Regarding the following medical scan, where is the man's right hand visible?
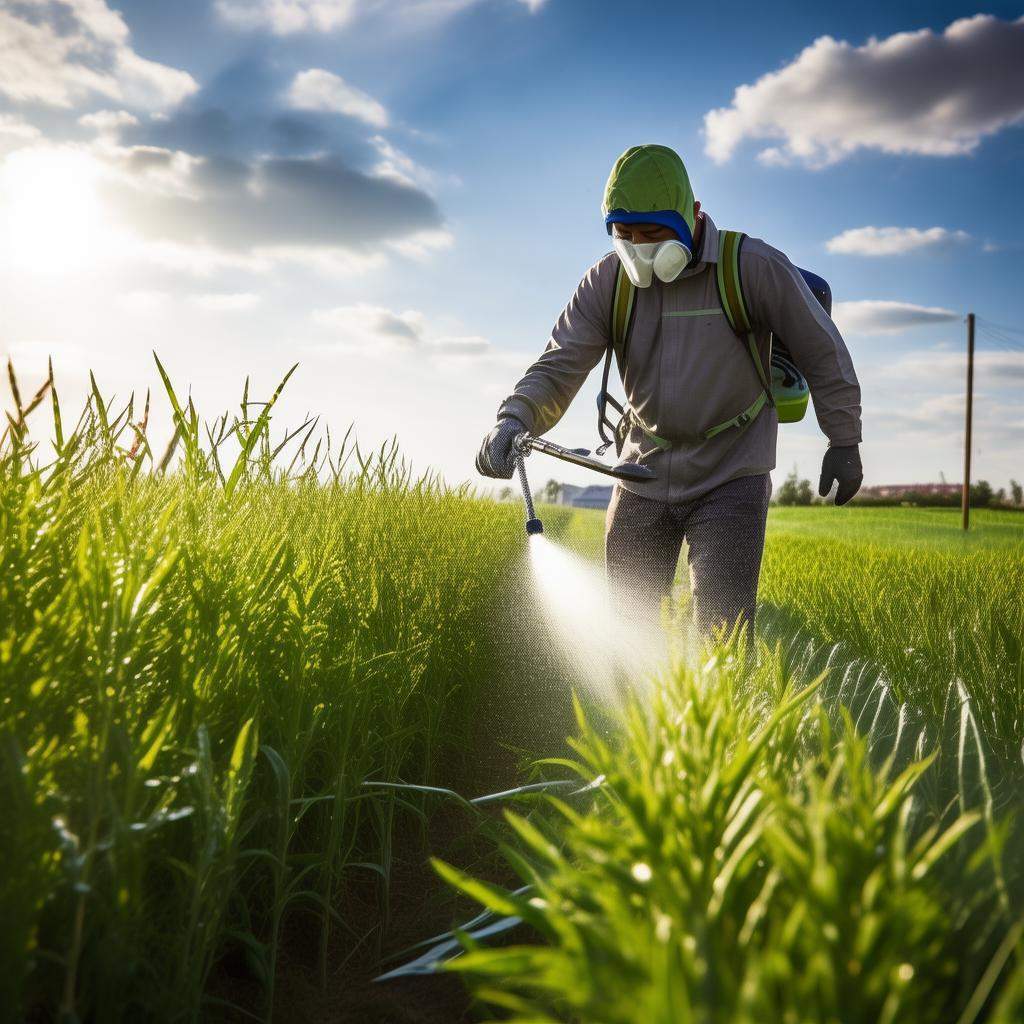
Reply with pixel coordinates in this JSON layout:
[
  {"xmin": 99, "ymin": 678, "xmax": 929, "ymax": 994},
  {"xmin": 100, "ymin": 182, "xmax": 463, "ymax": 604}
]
[{"xmin": 475, "ymin": 417, "xmax": 525, "ymax": 479}]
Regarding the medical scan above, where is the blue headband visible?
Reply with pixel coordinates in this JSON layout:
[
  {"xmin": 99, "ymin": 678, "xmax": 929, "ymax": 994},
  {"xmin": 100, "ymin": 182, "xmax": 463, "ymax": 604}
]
[{"xmin": 605, "ymin": 209, "xmax": 694, "ymax": 252}]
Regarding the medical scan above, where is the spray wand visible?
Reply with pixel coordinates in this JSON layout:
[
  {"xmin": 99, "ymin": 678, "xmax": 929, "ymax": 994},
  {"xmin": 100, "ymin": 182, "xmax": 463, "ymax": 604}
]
[{"xmin": 511, "ymin": 432, "xmax": 656, "ymax": 535}]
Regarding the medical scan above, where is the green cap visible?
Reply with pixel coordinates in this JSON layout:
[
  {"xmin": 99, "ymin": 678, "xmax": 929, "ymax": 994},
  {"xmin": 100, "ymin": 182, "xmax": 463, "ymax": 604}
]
[{"xmin": 602, "ymin": 145, "xmax": 696, "ymax": 237}]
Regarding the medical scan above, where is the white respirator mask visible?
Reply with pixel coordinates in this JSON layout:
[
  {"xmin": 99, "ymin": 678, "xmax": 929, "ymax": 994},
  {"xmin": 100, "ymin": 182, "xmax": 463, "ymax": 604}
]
[{"xmin": 612, "ymin": 236, "xmax": 691, "ymax": 289}]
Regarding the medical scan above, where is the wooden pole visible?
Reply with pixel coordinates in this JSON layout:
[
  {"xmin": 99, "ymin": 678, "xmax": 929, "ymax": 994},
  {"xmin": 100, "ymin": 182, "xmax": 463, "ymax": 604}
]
[{"xmin": 962, "ymin": 312, "xmax": 975, "ymax": 531}]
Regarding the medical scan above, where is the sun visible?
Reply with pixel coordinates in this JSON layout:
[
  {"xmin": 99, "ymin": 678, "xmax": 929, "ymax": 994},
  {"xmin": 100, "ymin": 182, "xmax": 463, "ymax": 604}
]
[{"xmin": 0, "ymin": 146, "xmax": 108, "ymax": 274}]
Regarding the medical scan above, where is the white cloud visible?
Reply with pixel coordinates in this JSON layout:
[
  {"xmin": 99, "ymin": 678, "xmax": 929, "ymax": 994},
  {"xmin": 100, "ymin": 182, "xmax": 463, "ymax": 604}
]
[
  {"xmin": 889, "ymin": 349, "xmax": 1024, "ymax": 385},
  {"xmin": 826, "ymin": 226, "xmax": 970, "ymax": 257},
  {"xmin": 0, "ymin": 0, "xmax": 198, "ymax": 110},
  {"xmin": 803, "ymin": 346, "xmax": 1024, "ymax": 488},
  {"xmin": 190, "ymin": 292, "xmax": 262, "ymax": 312},
  {"xmin": 0, "ymin": 114, "xmax": 41, "ymax": 141},
  {"xmin": 432, "ymin": 335, "xmax": 490, "ymax": 355},
  {"xmin": 370, "ymin": 135, "xmax": 435, "ymax": 189},
  {"xmin": 285, "ymin": 69, "xmax": 389, "ymax": 128},
  {"xmin": 870, "ymin": 393, "xmax": 967, "ymax": 441},
  {"xmin": 117, "ymin": 289, "xmax": 170, "ymax": 312},
  {"xmin": 0, "ymin": 120, "xmax": 450, "ymax": 276},
  {"xmin": 855, "ymin": 345, "xmax": 1024, "ymax": 456},
  {"xmin": 386, "ymin": 227, "xmax": 455, "ymax": 261},
  {"xmin": 313, "ymin": 303, "xmax": 427, "ymax": 346},
  {"xmin": 311, "ymin": 302, "xmax": 491, "ymax": 357},
  {"xmin": 127, "ymin": 241, "xmax": 266, "ymax": 276},
  {"xmin": 104, "ymin": 144, "xmax": 202, "ymax": 197},
  {"xmin": 216, "ymin": 0, "xmax": 542, "ymax": 35},
  {"xmin": 100, "ymin": 237, "xmax": 387, "ymax": 280},
  {"xmin": 833, "ymin": 301, "xmax": 960, "ymax": 335},
  {"xmin": 4, "ymin": 338, "xmax": 88, "ymax": 371},
  {"xmin": 704, "ymin": 14, "xmax": 1024, "ymax": 167},
  {"xmin": 0, "ymin": 138, "xmax": 401, "ymax": 280},
  {"xmin": 254, "ymin": 245, "xmax": 388, "ymax": 277},
  {"xmin": 78, "ymin": 109, "xmax": 140, "ymax": 137},
  {"xmin": 216, "ymin": 0, "xmax": 361, "ymax": 33}
]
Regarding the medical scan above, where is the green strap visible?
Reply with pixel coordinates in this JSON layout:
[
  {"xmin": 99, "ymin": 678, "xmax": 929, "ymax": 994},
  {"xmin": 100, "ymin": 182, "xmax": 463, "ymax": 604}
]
[
  {"xmin": 702, "ymin": 390, "xmax": 768, "ymax": 439},
  {"xmin": 628, "ymin": 410, "xmax": 673, "ymax": 451},
  {"xmin": 717, "ymin": 231, "xmax": 774, "ymax": 401},
  {"xmin": 629, "ymin": 390, "xmax": 768, "ymax": 450},
  {"xmin": 744, "ymin": 332, "xmax": 771, "ymax": 393},
  {"xmin": 611, "ymin": 264, "xmax": 636, "ymax": 366},
  {"xmin": 716, "ymin": 230, "xmax": 753, "ymax": 334}
]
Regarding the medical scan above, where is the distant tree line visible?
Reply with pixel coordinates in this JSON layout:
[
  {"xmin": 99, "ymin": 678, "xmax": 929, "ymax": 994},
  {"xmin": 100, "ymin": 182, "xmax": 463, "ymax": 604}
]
[
  {"xmin": 853, "ymin": 479, "xmax": 1022, "ymax": 509},
  {"xmin": 496, "ymin": 479, "xmax": 562, "ymax": 503},
  {"xmin": 499, "ymin": 470, "xmax": 1024, "ymax": 510},
  {"xmin": 774, "ymin": 470, "xmax": 1024, "ymax": 509},
  {"xmin": 774, "ymin": 470, "xmax": 814, "ymax": 506}
]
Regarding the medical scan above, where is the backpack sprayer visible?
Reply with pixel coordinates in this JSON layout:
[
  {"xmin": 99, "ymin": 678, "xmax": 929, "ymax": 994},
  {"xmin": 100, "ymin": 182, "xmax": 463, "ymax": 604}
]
[{"xmin": 511, "ymin": 432, "xmax": 656, "ymax": 535}]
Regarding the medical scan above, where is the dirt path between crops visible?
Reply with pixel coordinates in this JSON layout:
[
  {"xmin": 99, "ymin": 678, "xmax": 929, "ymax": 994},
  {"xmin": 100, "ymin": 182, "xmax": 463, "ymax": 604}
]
[
  {"xmin": 209, "ymin": 798, "xmax": 500, "ymax": 1022},
  {"xmin": 210, "ymin": 572, "xmax": 582, "ymax": 1023}
]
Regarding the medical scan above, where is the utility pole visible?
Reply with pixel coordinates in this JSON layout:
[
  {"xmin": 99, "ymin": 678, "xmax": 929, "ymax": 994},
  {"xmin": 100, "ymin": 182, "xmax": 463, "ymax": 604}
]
[{"xmin": 961, "ymin": 312, "xmax": 975, "ymax": 531}]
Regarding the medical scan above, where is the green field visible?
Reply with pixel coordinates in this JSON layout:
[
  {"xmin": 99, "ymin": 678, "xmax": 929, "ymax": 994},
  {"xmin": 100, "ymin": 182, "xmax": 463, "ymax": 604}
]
[{"xmin": 2, "ymin": 372, "xmax": 1023, "ymax": 1022}]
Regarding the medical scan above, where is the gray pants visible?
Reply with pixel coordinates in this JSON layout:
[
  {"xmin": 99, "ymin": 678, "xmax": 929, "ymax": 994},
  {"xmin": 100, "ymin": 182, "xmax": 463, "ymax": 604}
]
[{"xmin": 604, "ymin": 473, "xmax": 771, "ymax": 636}]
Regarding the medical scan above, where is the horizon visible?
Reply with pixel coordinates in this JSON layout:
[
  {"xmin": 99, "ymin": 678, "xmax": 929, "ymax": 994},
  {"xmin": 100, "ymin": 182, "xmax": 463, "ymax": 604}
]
[{"xmin": 1, "ymin": 0, "xmax": 1022, "ymax": 491}]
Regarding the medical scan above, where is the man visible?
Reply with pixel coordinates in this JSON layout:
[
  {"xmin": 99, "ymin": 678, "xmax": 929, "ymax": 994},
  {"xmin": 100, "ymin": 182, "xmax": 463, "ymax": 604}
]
[{"xmin": 476, "ymin": 144, "xmax": 862, "ymax": 636}]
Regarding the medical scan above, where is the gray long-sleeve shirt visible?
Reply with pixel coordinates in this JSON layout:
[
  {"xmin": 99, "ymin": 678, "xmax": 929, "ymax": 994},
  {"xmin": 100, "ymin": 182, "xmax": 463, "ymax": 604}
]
[{"xmin": 497, "ymin": 214, "xmax": 862, "ymax": 504}]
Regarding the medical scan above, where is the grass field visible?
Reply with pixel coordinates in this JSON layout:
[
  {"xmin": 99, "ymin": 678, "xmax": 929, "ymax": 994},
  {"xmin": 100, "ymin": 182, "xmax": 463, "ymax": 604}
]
[
  {"xmin": 439, "ymin": 505, "xmax": 1024, "ymax": 1021},
  {"xmin": 1, "ymin": 366, "xmax": 571, "ymax": 1022},
  {"xmin": 560, "ymin": 505, "xmax": 1024, "ymax": 765},
  {"xmin": 2, "ymin": 367, "xmax": 1023, "ymax": 1022}
]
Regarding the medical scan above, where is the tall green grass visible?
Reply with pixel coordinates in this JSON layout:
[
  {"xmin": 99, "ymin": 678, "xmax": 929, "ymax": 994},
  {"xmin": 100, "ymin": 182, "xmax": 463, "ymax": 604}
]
[
  {"xmin": 436, "ymin": 641, "xmax": 1023, "ymax": 1023},
  {"xmin": 426, "ymin": 506, "xmax": 1024, "ymax": 1021},
  {"xmin": 557, "ymin": 504, "xmax": 1024, "ymax": 764},
  {"xmin": 759, "ymin": 508, "xmax": 1024, "ymax": 763},
  {"xmin": 5, "ymin": 360, "xmax": 1023, "ymax": 1022},
  {"xmin": 0, "ymin": 360, "xmax": 529, "ymax": 1021}
]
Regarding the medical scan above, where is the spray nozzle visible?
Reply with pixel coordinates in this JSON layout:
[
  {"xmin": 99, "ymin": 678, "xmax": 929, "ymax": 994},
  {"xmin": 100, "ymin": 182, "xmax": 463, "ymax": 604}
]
[{"xmin": 510, "ymin": 431, "xmax": 657, "ymax": 536}]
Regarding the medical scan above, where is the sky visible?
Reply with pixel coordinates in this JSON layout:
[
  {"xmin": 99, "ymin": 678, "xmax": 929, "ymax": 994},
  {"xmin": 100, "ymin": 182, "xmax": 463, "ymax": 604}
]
[{"xmin": 1, "ymin": 0, "xmax": 1022, "ymax": 493}]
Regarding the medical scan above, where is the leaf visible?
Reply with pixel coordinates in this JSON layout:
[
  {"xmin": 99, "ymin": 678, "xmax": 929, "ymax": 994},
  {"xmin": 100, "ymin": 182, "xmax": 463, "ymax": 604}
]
[
  {"xmin": 361, "ymin": 780, "xmax": 475, "ymax": 813},
  {"xmin": 224, "ymin": 363, "xmax": 298, "ymax": 497},
  {"xmin": 153, "ymin": 352, "xmax": 202, "ymax": 471},
  {"xmin": 911, "ymin": 812, "xmax": 982, "ymax": 880},
  {"xmin": 431, "ymin": 859, "xmax": 545, "ymax": 927},
  {"xmin": 873, "ymin": 751, "xmax": 936, "ymax": 822},
  {"xmin": 225, "ymin": 718, "xmax": 258, "ymax": 820},
  {"xmin": 137, "ymin": 700, "xmax": 179, "ymax": 773}
]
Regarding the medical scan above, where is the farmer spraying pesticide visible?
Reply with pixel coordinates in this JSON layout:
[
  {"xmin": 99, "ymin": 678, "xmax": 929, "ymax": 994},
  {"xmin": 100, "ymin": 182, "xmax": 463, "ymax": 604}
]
[{"xmin": 477, "ymin": 145, "xmax": 863, "ymax": 636}]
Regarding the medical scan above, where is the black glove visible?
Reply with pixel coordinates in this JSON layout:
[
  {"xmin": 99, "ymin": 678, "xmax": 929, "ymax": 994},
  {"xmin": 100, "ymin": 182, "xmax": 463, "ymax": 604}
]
[
  {"xmin": 819, "ymin": 444, "xmax": 863, "ymax": 506},
  {"xmin": 475, "ymin": 416, "xmax": 525, "ymax": 479}
]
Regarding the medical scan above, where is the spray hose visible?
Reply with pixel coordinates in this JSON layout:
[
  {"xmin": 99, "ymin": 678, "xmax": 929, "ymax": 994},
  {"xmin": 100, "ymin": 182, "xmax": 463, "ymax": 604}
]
[
  {"xmin": 511, "ymin": 432, "xmax": 656, "ymax": 535},
  {"xmin": 515, "ymin": 449, "xmax": 543, "ymax": 535}
]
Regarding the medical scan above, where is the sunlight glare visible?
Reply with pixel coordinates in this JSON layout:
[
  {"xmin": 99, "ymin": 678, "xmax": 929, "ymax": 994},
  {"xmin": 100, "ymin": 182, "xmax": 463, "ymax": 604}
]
[{"xmin": 0, "ymin": 147, "xmax": 108, "ymax": 274}]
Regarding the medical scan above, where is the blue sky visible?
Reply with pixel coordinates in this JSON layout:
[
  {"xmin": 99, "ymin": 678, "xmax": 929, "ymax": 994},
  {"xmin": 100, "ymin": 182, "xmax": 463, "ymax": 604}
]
[{"xmin": 1, "ymin": 0, "xmax": 1022, "ymax": 491}]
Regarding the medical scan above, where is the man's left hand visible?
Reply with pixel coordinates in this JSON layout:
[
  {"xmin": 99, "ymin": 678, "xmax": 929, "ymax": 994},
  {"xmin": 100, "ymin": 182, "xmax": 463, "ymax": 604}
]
[{"xmin": 819, "ymin": 444, "xmax": 863, "ymax": 506}]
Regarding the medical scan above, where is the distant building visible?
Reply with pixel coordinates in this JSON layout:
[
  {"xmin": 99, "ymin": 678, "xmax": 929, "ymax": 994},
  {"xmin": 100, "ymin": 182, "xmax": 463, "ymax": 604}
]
[
  {"xmin": 860, "ymin": 483, "xmax": 961, "ymax": 500},
  {"xmin": 570, "ymin": 485, "xmax": 614, "ymax": 510},
  {"xmin": 555, "ymin": 484, "xmax": 584, "ymax": 505}
]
